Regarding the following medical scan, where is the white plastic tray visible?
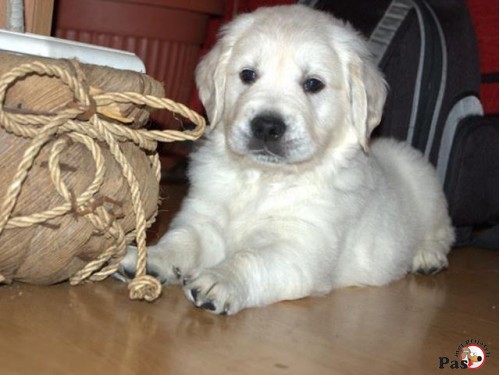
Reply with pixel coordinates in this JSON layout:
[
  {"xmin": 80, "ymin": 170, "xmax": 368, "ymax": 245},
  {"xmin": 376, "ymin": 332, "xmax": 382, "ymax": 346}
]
[{"xmin": 0, "ymin": 30, "xmax": 145, "ymax": 72}]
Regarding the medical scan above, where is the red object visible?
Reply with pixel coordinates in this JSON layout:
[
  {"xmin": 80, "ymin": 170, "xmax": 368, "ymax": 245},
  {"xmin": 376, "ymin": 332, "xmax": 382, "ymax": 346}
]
[
  {"xmin": 237, "ymin": 0, "xmax": 295, "ymax": 12},
  {"xmin": 467, "ymin": 0, "xmax": 499, "ymax": 114}
]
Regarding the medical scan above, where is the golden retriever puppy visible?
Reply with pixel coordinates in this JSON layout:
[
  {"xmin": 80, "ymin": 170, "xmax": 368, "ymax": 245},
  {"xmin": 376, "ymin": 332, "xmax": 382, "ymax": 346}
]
[{"xmin": 121, "ymin": 5, "xmax": 454, "ymax": 314}]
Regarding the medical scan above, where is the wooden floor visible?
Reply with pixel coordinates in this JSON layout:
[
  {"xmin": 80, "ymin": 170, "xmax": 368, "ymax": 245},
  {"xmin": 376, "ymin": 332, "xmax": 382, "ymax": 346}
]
[{"xmin": 0, "ymin": 184, "xmax": 498, "ymax": 374}]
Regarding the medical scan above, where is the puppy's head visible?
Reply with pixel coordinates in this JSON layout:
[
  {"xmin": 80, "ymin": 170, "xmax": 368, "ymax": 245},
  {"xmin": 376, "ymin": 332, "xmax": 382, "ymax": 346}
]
[{"xmin": 196, "ymin": 5, "xmax": 387, "ymax": 167}]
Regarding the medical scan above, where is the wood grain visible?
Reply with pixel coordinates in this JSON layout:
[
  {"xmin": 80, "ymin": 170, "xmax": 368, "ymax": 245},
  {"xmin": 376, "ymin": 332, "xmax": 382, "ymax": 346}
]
[
  {"xmin": 0, "ymin": 246, "xmax": 497, "ymax": 374},
  {"xmin": 24, "ymin": 0, "xmax": 54, "ymax": 35},
  {"xmin": 1, "ymin": 0, "xmax": 54, "ymax": 34}
]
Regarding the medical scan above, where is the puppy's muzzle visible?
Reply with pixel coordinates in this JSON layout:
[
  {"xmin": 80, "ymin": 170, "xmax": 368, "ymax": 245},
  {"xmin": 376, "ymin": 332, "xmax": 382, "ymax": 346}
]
[{"xmin": 248, "ymin": 113, "xmax": 288, "ymax": 162}]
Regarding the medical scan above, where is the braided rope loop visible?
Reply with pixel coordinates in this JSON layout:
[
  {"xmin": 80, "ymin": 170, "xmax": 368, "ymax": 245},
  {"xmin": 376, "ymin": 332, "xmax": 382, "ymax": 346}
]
[{"xmin": 0, "ymin": 60, "xmax": 205, "ymax": 302}]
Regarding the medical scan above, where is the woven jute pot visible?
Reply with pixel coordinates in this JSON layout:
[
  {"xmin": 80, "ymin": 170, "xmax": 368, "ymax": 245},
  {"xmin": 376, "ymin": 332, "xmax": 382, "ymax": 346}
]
[{"xmin": 0, "ymin": 52, "xmax": 205, "ymax": 301}]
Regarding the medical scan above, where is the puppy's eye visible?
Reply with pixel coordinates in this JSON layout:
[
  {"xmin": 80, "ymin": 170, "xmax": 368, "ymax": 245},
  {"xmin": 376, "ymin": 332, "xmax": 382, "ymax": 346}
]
[
  {"xmin": 240, "ymin": 69, "xmax": 258, "ymax": 84},
  {"xmin": 303, "ymin": 78, "xmax": 325, "ymax": 94}
]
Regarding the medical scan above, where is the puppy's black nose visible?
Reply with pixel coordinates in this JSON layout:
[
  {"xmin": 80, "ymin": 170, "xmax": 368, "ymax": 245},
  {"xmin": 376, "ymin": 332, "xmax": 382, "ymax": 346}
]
[{"xmin": 251, "ymin": 114, "xmax": 286, "ymax": 141}]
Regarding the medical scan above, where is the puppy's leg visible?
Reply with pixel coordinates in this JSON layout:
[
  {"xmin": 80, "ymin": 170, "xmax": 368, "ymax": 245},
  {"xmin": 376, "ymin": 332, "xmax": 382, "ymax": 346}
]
[
  {"xmin": 183, "ymin": 238, "xmax": 328, "ymax": 315},
  {"xmin": 118, "ymin": 199, "xmax": 228, "ymax": 284}
]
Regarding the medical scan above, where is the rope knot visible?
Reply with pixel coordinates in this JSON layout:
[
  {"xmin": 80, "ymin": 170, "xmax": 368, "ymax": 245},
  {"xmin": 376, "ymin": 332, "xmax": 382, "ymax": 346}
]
[
  {"xmin": 128, "ymin": 274, "xmax": 162, "ymax": 302},
  {"xmin": 69, "ymin": 96, "xmax": 97, "ymax": 121}
]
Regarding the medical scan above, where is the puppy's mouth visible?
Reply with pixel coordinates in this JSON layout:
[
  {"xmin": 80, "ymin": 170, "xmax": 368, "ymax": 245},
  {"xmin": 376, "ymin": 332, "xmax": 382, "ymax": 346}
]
[{"xmin": 248, "ymin": 145, "xmax": 285, "ymax": 164}]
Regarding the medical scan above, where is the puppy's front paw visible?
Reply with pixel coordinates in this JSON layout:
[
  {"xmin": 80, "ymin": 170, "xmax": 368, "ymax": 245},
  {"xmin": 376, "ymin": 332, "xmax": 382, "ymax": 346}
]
[
  {"xmin": 115, "ymin": 227, "xmax": 217, "ymax": 285},
  {"xmin": 114, "ymin": 245, "xmax": 168, "ymax": 284},
  {"xmin": 151, "ymin": 228, "xmax": 205, "ymax": 284},
  {"xmin": 183, "ymin": 269, "xmax": 247, "ymax": 315}
]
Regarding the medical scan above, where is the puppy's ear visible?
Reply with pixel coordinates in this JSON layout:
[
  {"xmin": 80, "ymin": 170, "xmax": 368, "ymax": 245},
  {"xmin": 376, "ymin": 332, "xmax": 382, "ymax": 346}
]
[
  {"xmin": 195, "ymin": 14, "xmax": 254, "ymax": 128},
  {"xmin": 195, "ymin": 42, "xmax": 230, "ymax": 128},
  {"xmin": 348, "ymin": 54, "xmax": 387, "ymax": 152}
]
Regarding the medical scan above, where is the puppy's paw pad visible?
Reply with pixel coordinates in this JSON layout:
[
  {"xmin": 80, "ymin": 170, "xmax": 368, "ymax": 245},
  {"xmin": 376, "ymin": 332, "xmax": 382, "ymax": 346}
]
[{"xmin": 183, "ymin": 271, "xmax": 245, "ymax": 315}]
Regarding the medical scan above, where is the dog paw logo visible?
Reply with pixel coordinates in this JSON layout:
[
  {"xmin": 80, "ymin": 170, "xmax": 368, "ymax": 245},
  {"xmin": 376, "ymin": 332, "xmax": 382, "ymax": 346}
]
[
  {"xmin": 460, "ymin": 345, "xmax": 486, "ymax": 369},
  {"xmin": 439, "ymin": 339, "xmax": 491, "ymax": 370}
]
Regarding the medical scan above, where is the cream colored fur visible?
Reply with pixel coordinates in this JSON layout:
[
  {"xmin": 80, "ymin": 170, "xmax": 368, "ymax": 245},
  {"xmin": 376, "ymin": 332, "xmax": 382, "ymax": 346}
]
[{"xmin": 120, "ymin": 5, "xmax": 454, "ymax": 315}]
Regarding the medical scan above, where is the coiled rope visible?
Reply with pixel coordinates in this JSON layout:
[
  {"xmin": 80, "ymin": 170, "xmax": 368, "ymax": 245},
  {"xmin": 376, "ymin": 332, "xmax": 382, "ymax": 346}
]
[{"xmin": 0, "ymin": 60, "xmax": 205, "ymax": 302}]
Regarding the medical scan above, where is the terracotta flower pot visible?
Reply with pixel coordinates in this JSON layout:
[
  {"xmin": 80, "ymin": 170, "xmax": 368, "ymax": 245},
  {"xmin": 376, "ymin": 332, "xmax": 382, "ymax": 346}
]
[{"xmin": 54, "ymin": 0, "xmax": 224, "ymax": 129}]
